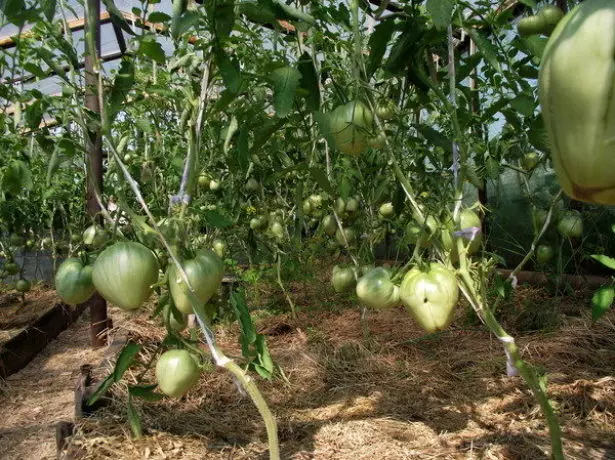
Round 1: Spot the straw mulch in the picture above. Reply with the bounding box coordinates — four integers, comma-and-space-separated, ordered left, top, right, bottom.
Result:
57, 283, 615, 460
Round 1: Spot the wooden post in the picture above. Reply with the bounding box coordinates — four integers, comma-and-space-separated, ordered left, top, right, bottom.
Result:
84, 0, 108, 348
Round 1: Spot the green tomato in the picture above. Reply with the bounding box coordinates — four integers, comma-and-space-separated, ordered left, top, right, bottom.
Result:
330, 101, 374, 156
71, 233, 82, 244
4, 262, 20, 275
376, 100, 396, 121
92, 242, 159, 311
168, 250, 224, 315
55, 258, 95, 305
336, 227, 357, 247
198, 174, 210, 189
539, 5, 564, 33
400, 263, 459, 333
209, 179, 220, 191
521, 152, 540, 171
517, 15, 546, 37
532, 208, 549, 232
345, 197, 360, 214
356, 267, 400, 309
557, 210, 583, 239
539, 1, 615, 204
378, 202, 394, 218
155, 349, 200, 397
331, 265, 357, 293
250, 215, 268, 231
163, 304, 188, 332
406, 223, 422, 245
321, 214, 337, 236
536, 245, 555, 264
245, 178, 260, 193
269, 221, 286, 241
368, 132, 387, 149
458, 209, 482, 255
41, 237, 52, 248
334, 197, 346, 215
212, 239, 227, 258
83, 225, 108, 249
9, 234, 25, 247
302, 199, 313, 216
15, 279, 30, 293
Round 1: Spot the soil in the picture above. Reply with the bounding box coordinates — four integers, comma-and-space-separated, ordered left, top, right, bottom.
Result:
0, 284, 614, 460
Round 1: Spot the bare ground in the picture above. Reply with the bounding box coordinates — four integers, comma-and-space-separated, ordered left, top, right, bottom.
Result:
1, 283, 614, 460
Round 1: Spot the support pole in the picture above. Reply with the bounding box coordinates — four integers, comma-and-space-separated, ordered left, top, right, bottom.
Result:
84, 0, 108, 348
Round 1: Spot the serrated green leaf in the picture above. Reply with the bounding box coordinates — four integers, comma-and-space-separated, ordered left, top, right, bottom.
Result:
138, 39, 166, 64
509, 94, 535, 117
592, 286, 615, 322
203, 210, 233, 228
426, 0, 453, 30
417, 125, 451, 153
591, 254, 615, 271
148, 11, 171, 22
465, 28, 501, 73
269, 66, 301, 118
107, 58, 135, 125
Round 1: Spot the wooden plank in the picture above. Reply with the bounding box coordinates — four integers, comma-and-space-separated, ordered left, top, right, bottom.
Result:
0, 11, 112, 49
0, 302, 87, 379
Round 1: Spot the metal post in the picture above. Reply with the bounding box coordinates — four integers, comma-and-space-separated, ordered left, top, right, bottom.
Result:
84, 0, 108, 348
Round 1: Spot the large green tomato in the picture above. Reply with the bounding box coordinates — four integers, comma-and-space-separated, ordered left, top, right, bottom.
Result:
155, 349, 200, 397
356, 267, 400, 309
168, 250, 224, 315
539, 6, 565, 33
536, 245, 555, 264
518, 15, 546, 37
539, 0, 615, 204
557, 210, 583, 238
330, 101, 374, 156
55, 258, 95, 305
400, 263, 459, 333
92, 242, 159, 311
331, 265, 357, 293
4, 261, 20, 275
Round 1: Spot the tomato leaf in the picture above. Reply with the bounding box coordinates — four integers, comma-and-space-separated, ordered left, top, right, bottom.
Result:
367, 18, 396, 77
417, 125, 451, 154
269, 66, 301, 118
231, 290, 257, 356
137, 38, 166, 64
224, 116, 239, 154
86, 373, 114, 406
297, 52, 320, 111
107, 58, 135, 126
40, 0, 56, 21
592, 286, 615, 322
509, 94, 535, 117
148, 11, 171, 23
203, 210, 233, 228
216, 49, 242, 94
591, 254, 615, 271
2, 160, 33, 195
113, 342, 141, 382
126, 395, 143, 439
129, 384, 165, 402
101, 0, 136, 36
465, 28, 501, 73
426, 0, 454, 30
309, 167, 334, 195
